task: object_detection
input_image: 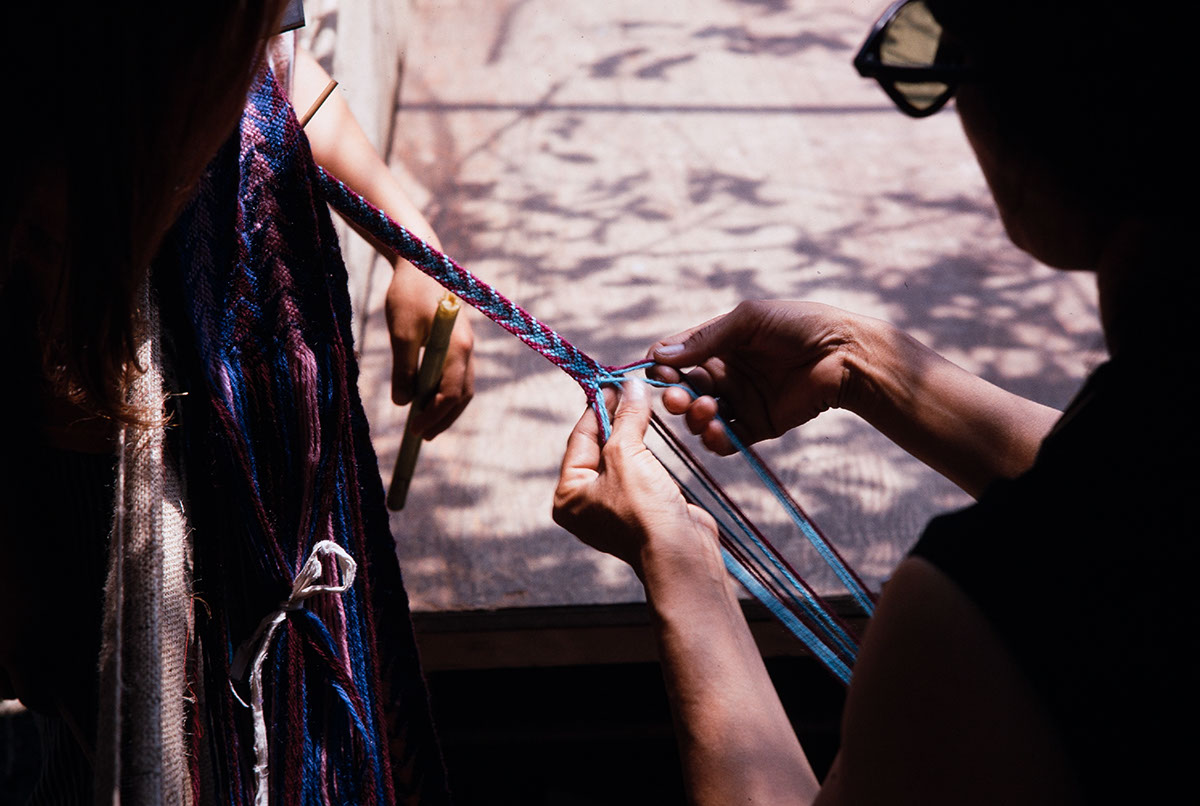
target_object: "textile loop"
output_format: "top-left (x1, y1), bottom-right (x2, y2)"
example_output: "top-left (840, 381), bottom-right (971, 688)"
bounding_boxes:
top-left (230, 541), bottom-right (357, 806)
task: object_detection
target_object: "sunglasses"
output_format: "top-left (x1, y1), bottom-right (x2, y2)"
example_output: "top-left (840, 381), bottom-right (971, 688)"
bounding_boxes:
top-left (854, 0), bottom-right (973, 118)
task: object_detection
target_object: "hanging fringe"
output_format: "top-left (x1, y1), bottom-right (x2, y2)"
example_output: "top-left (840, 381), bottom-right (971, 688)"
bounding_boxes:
top-left (230, 541), bottom-right (357, 806)
top-left (95, 286), bottom-right (193, 805)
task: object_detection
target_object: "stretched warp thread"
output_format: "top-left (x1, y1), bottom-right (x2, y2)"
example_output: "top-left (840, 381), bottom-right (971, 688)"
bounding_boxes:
top-left (646, 407), bottom-right (863, 681)
top-left (317, 168), bottom-right (875, 683)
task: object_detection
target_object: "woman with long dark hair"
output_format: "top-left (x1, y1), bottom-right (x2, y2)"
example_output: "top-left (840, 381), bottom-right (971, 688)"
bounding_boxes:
top-left (2, 4), bottom-right (458, 802)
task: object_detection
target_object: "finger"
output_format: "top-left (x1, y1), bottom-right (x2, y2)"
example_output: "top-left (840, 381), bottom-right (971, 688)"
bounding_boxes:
top-left (390, 334), bottom-right (422, 405)
top-left (412, 387), bottom-right (471, 440)
top-left (646, 364), bottom-right (682, 384)
top-left (410, 343), bottom-right (473, 437)
top-left (687, 357), bottom-right (744, 415)
top-left (661, 385), bottom-right (693, 415)
top-left (600, 385), bottom-right (619, 416)
top-left (422, 396), bottom-right (472, 441)
top-left (701, 418), bottom-right (737, 456)
top-left (682, 367), bottom-right (716, 396)
top-left (646, 311), bottom-right (731, 365)
top-left (559, 402), bottom-right (603, 480)
top-left (683, 395), bottom-right (720, 437)
top-left (407, 395), bottom-right (448, 439)
top-left (608, 379), bottom-right (652, 447)
top-left (424, 346), bottom-right (476, 439)
top-left (649, 308), bottom-right (752, 367)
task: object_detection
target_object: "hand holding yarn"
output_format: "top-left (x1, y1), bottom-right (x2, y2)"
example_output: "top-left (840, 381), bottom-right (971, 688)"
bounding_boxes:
top-left (553, 380), bottom-right (718, 578)
top-left (648, 300), bottom-right (870, 456)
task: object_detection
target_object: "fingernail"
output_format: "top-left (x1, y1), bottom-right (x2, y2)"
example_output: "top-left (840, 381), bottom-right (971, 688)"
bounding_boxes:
top-left (654, 343), bottom-right (683, 358)
top-left (622, 379), bottom-right (646, 403)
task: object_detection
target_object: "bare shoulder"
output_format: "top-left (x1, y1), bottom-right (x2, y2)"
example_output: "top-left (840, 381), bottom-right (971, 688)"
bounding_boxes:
top-left (816, 557), bottom-right (1081, 806)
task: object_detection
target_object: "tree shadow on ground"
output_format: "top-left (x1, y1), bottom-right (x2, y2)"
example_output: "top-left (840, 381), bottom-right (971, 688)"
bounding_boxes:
top-left (380, 1), bottom-right (1104, 608)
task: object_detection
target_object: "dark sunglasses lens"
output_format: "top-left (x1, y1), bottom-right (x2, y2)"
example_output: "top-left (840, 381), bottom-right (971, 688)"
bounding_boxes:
top-left (880, 1), bottom-right (950, 112)
top-left (893, 79), bottom-right (950, 113)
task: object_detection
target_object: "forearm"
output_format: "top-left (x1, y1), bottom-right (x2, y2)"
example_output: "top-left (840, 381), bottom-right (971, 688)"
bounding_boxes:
top-left (292, 48), bottom-right (474, 428)
top-left (640, 532), bottom-right (820, 805)
top-left (293, 49), bottom-right (441, 253)
top-left (844, 317), bottom-right (1060, 498)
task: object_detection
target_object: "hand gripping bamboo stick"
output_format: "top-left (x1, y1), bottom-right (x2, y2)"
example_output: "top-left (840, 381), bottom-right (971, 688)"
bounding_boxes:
top-left (387, 293), bottom-right (460, 510)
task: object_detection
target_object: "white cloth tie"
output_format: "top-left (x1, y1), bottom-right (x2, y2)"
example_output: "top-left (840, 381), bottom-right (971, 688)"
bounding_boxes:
top-left (230, 540), bottom-right (357, 806)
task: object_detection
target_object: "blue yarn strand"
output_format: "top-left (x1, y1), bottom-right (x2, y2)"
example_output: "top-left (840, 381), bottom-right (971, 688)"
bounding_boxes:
top-left (596, 365), bottom-right (865, 677)
top-left (723, 427), bottom-right (875, 617)
top-left (649, 417), bottom-right (860, 663)
top-left (722, 551), bottom-right (853, 684)
top-left (601, 366), bottom-right (870, 612)
top-left (655, 456), bottom-right (858, 671)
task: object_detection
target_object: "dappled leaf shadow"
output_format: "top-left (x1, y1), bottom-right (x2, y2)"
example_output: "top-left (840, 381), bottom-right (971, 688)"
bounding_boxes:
top-left (693, 26), bottom-right (850, 57)
top-left (590, 48), bottom-right (649, 78)
top-left (375, 0), bottom-right (1104, 610)
top-left (725, 0), bottom-right (793, 14)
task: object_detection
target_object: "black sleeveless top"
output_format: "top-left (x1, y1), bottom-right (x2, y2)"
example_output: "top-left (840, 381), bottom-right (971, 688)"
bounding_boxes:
top-left (910, 359), bottom-right (1198, 801)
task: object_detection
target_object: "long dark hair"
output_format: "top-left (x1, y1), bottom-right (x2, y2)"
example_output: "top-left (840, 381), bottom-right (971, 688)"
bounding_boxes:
top-left (2, 1), bottom-right (289, 424)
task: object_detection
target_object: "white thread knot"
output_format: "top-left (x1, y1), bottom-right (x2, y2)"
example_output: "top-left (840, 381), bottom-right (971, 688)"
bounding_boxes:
top-left (230, 540), bottom-right (357, 806)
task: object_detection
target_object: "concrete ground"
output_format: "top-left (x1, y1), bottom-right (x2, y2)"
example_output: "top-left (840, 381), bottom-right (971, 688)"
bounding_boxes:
top-left (350, 0), bottom-right (1104, 623)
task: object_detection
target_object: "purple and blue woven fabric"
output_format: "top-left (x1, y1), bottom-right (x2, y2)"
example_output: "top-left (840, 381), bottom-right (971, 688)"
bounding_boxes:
top-left (154, 69), bottom-right (448, 805)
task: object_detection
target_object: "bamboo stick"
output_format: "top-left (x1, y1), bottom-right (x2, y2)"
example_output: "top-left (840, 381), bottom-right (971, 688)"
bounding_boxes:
top-left (387, 293), bottom-right (461, 510)
top-left (298, 78), bottom-right (339, 128)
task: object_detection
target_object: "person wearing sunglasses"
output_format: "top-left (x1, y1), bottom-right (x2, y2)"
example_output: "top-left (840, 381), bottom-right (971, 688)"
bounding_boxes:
top-left (554, 1), bottom-right (1193, 803)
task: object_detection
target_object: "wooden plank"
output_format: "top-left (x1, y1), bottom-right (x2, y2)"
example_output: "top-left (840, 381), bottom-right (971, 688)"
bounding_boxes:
top-left (413, 599), bottom-right (869, 671)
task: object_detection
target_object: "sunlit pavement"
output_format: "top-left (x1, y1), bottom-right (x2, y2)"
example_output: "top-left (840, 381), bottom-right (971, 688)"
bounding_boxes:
top-left (354, 0), bottom-right (1103, 621)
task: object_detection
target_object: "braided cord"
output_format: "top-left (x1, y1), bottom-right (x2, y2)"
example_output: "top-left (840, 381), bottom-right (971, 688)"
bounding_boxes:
top-left (318, 170), bottom-right (870, 682)
top-left (318, 170), bottom-right (607, 411)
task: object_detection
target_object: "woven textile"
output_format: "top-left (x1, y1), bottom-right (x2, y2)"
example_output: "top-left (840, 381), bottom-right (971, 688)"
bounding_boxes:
top-left (95, 288), bottom-right (193, 806)
top-left (146, 68), bottom-right (448, 804)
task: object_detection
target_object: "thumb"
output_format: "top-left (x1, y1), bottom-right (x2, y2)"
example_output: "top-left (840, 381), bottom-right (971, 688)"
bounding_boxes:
top-left (609, 380), bottom-right (651, 445)
top-left (650, 311), bottom-right (741, 367)
top-left (391, 337), bottom-right (421, 405)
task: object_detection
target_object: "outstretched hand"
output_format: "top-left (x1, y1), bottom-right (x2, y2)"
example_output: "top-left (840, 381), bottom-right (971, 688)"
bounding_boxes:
top-left (386, 263), bottom-right (475, 439)
top-left (553, 381), bottom-right (717, 577)
top-left (647, 300), bottom-right (867, 455)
